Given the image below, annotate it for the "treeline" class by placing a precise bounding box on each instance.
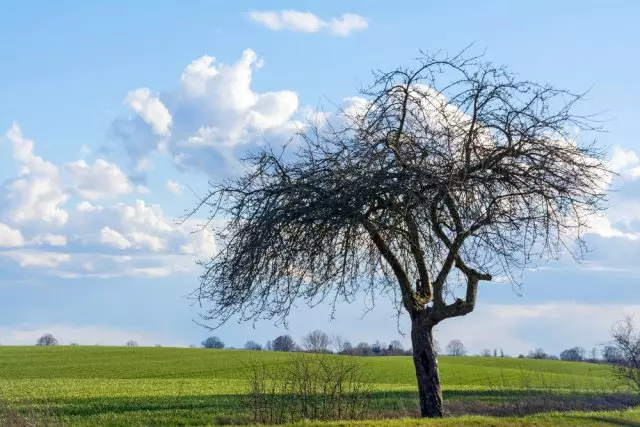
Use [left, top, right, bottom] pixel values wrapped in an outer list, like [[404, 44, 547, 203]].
[[28, 331, 629, 365]]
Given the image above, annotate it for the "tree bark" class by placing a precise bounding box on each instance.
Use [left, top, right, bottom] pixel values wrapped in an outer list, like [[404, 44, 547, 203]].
[[411, 314, 443, 417]]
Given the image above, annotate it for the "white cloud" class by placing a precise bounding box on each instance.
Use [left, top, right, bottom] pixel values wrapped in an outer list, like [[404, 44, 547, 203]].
[[3, 124, 69, 226], [125, 88, 172, 135], [166, 180, 184, 195], [328, 14, 369, 36], [65, 159, 133, 200], [99, 226, 133, 249], [1, 250, 71, 268], [32, 233, 67, 247], [0, 223, 25, 247], [610, 146, 640, 180], [111, 49, 299, 175], [248, 10, 368, 36]]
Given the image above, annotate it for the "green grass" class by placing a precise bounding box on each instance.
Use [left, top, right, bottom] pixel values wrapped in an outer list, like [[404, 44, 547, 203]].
[[0, 346, 635, 426]]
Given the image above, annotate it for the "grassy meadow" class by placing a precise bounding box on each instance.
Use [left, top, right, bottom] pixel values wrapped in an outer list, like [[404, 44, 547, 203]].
[[0, 346, 638, 426]]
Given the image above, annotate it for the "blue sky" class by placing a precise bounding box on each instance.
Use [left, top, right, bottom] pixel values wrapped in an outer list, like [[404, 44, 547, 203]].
[[1, 1, 640, 355]]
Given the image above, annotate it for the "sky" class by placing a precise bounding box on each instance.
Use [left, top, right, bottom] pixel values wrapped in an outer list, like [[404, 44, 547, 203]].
[[1, 1, 640, 356]]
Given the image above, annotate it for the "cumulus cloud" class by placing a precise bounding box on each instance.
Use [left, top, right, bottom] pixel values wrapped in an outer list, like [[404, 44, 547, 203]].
[[64, 159, 133, 200], [0, 223, 25, 247], [3, 123, 69, 226], [125, 88, 172, 136], [0, 124, 215, 279], [110, 49, 299, 176], [248, 10, 368, 36]]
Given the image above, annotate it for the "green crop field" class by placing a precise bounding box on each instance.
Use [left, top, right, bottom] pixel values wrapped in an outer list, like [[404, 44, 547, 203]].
[[0, 346, 638, 426]]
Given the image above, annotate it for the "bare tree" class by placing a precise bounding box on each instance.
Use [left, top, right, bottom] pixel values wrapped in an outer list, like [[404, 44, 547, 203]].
[[480, 349, 492, 357], [126, 340, 139, 347], [389, 340, 404, 355], [244, 340, 263, 351], [201, 336, 225, 349], [446, 339, 466, 356], [271, 335, 296, 352], [36, 334, 58, 346], [332, 335, 353, 354], [611, 316, 640, 393], [188, 50, 609, 417], [302, 330, 331, 353]]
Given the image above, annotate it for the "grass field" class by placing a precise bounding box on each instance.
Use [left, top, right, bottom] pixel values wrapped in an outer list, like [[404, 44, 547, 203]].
[[0, 346, 638, 426]]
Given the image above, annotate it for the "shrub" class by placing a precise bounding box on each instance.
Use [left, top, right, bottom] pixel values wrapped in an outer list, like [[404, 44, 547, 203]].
[[246, 353, 371, 423]]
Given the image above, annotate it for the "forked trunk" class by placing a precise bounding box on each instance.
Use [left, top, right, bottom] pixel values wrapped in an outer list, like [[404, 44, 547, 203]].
[[411, 316, 443, 417]]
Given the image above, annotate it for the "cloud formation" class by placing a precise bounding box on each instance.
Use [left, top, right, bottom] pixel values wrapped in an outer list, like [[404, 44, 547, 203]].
[[0, 124, 215, 278], [248, 10, 368, 36], [110, 49, 299, 176]]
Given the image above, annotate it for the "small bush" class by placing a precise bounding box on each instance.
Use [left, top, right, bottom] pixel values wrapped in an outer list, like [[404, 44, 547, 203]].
[[246, 353, 371, 424]]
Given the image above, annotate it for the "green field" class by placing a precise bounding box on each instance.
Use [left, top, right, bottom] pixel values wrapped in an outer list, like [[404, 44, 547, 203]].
[[0, 346, 638, 426]]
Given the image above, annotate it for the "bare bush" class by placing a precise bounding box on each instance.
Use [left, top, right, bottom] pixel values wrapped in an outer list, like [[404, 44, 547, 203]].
[[611, 316, 640, 393], [247, 353, 371, 424]]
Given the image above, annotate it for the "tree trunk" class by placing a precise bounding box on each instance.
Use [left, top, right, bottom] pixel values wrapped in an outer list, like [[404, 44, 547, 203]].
[[411, 315, 443, 417]]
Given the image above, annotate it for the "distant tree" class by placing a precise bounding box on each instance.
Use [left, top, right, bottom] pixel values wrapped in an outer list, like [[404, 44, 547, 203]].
[[388, 340, 404, 355], [500, 349, 505, 358], [354, 342, 371, 356], [433, 340, 441, 356], [589, 347, 598, 361], [126, 340, 139, 347], [331, 335, 352, 354], [271, 335, 296, 352], [244, 340, 263, 351], [493, 349, 498, 358], [69, 342, 79, 347], [527, 348, 549, 360], [36, 334, 58, 346], [560, 347, 585, 362], [480, 349, 492, 357], [154, 344, 162, 347], [446, 340, 466, 356], [189, 344, 197, 348], [603, 345, 623, 364], [611, 316, 640, 392], [371, 341, 386, 356], [302, 330, 331, 353], [201, 336, 225, 349]]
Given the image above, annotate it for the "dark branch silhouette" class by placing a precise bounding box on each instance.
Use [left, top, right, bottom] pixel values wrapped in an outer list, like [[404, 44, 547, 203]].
[[187, 50, 609, 417]]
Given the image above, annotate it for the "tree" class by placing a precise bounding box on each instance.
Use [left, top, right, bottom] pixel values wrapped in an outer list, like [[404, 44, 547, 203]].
[[353, 342, 371, 356], [603, 345, 623, 364], [500, 349, 505, 358], [560, 346, 585, 362], [36, 333, 58, 346], [188, 51, 609, 417], [302, 330, 331, 353], [527, 348, 549, 360], [389, 340, 404, 355], [610, 316, 640, 393], [271, 335, 296, 352], [446, 339, 466, 356], [244, 340, 263, 351], [126, 340, 139, 347], [201, 336, 225, 349], [480, 349, 492, 357], [332, 335, 353, 354]]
